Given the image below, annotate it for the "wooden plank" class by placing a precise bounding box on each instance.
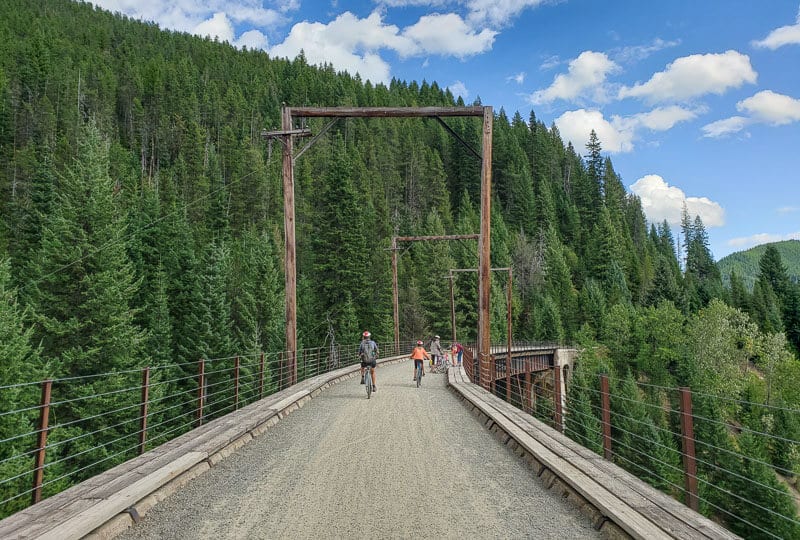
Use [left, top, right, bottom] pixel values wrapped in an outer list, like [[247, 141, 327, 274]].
[[455, 381, 738, 539], [289, 106, 485, 118], [452, 382, 671, 540], [36, 452, 206, 540]]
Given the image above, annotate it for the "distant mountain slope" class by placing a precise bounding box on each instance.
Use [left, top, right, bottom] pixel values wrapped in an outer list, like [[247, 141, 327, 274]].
[[717, 240, 800, 290]]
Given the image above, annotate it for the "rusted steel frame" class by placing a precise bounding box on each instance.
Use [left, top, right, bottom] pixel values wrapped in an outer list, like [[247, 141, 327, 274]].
[[32, 379, 52, 505], [288, 106, 485, 118], [138, 367, 150, 455], [196, 359, 206, 427], [600, 375, 612, 459], [259, 352, 265, 399], [477, 106, 493, 387], [261, 128, 311, 138], [282, 105, 298, 387], [554, 367, 563, 432], [679, 387, 699, 511], [506, 270, 512, 402], [392, 234, 480, 352], [392, 237, 399, 350], [432, 116, 481, 160], [294, 119, 338, 160], [395, 234, 479, 242], [524, 362, 532, 414], [234, 356, 240, 411], [447, 271, 456, 342]]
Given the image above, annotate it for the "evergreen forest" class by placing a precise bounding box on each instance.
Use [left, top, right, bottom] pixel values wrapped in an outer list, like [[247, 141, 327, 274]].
[[1, 1, 800, 536]]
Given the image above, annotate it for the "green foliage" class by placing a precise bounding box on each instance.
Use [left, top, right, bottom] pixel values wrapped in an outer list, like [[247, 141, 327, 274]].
[[718, 240, 800, 291]]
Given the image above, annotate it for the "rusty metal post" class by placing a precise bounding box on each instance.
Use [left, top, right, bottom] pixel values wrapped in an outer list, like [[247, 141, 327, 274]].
[[554, 367, 563, 432], [524, 360, 532, 414], [32, 379, 52, 505], [600, 374, 612, 459], [234, 356, 240, 410], [448, 270, 456, 342], [281, 105, 298, 387], [679, 387, 699, 511], [477, 106, 493, 383], [138, 367, 150, 455], [392, 236, 399, 351], [259, 352, 265, 399], [196, 359, 205, 427]]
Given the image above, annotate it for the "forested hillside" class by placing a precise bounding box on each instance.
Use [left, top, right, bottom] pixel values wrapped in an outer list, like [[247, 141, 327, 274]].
[[718, 239, 800, 290], [1, 1, 799, 536]]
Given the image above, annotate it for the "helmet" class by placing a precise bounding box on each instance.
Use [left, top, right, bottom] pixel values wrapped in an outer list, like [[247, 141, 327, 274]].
[[362, 331, 371, 338], [416, 340, 423, 345], [434, 335, 440, 339]]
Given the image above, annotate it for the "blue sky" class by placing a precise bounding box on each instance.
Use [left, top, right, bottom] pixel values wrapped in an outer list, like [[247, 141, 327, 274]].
[[91, 0, 800, 259]]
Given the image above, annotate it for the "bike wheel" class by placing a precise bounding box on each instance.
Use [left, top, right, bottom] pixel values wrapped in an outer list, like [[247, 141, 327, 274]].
[[366, 373, 372, 399]]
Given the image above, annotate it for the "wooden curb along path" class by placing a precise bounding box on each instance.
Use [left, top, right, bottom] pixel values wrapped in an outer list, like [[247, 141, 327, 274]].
[[0, 356, 408, 540], [446, 365, 739, 540]]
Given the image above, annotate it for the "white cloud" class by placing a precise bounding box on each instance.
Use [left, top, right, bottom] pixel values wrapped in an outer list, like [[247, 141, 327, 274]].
[[269, 10, 496, 84], [402, 13, 496, 57], [630, 174, 725, 227], [554, 106, 698, 154], [448, 81, 469, 98], [554, 109, 634, 153], [193, 12, 235, 42], [778, 206, 800, 215], [618, 50, 757, 103], [466, 0, 548, 28], [701, 116, 750, 138], [235, 29, 269, 49], [737, 90, 800, 125], [727, 232, 800, 249], [507, 72, 526, 84], [91, 0, 284, 35], [529, 51, 619, 105], [752, 8, 800, 49]]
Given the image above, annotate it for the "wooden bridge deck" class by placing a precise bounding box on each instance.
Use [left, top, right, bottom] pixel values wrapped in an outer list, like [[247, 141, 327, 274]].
[[0, 355, 738, 540]]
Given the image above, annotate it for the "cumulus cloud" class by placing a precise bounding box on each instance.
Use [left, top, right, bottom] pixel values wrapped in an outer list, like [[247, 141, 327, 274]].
[[554, 109, 634, 153], [529, 51, 620, 105], [727, 232, 800, 249], [752, 7, 800, 49], [402, 13, 496, 57], [448, 81, 469, 98], [193, 12, 235, 42], [737, 90, 800, 125], [236, 29, 269, 49], [269, 10, 496, 84], [618, 50, 757, 103], [702, 90, 800, 137], [630, 175, 725, 227], [91, 0, 284, 36], [554, 106, 699, 154]]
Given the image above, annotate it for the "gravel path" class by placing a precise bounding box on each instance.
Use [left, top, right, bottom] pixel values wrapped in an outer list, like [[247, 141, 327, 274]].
[[119, 361, 603, 539]]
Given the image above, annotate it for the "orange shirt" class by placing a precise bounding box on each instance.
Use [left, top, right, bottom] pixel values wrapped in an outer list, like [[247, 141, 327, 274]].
[[410, 346, 429, 360]]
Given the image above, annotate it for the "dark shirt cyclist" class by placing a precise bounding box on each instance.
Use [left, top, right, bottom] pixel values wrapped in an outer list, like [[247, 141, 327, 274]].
[[359, 331, 378, 391]]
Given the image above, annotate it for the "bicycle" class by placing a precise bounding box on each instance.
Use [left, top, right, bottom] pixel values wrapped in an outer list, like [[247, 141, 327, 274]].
[[430, 355, 450, 374], [414, 361, 423, 387], [365, 369, 373, 398]]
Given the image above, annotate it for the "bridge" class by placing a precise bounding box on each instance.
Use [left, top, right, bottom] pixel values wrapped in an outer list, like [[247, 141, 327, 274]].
[[0, 345, 739, 540]]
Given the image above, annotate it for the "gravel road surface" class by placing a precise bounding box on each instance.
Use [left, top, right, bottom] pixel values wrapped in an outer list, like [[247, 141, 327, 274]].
[[118, 361, 603, 539]]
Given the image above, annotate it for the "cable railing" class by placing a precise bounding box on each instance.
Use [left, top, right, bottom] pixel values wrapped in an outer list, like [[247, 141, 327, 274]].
[[460, 352, 800, 540], [0, 340, 415, 519]]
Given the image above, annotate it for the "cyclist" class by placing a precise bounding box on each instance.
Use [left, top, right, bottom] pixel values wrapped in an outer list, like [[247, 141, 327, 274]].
[[410, 340, 429, 382], [358, 331, 378, 392]]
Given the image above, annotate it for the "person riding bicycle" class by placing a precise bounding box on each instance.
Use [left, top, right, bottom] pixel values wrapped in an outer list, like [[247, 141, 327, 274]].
[[358, 331, 378, 392], [410, 340, 429, 382]]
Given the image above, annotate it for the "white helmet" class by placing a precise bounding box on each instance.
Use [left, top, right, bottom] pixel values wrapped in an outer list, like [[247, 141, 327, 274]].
[[362, 331, 371, 338]]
